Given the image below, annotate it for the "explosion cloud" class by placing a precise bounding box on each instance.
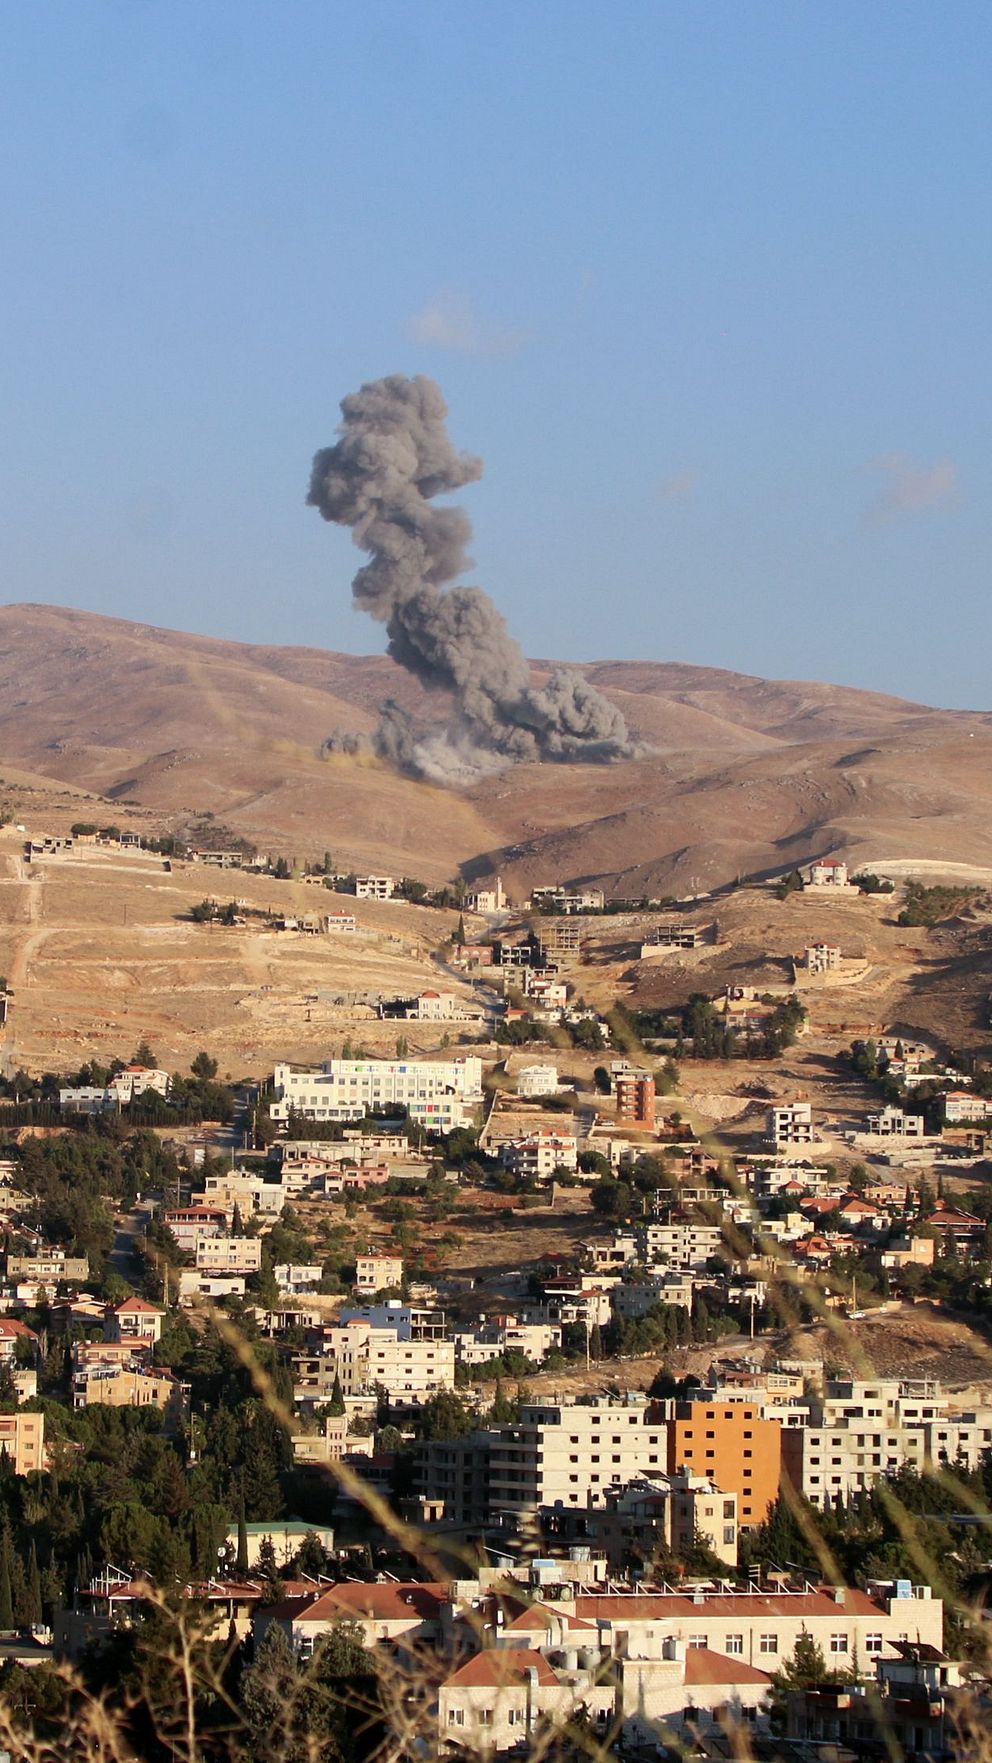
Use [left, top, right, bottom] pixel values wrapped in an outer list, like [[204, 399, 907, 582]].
[[307, 374, 635, 783]]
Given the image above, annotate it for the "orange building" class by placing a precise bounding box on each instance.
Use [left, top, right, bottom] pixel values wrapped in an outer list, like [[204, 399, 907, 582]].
[[666, 1400, 781, 1529], [615, 1073, 656, 1131]]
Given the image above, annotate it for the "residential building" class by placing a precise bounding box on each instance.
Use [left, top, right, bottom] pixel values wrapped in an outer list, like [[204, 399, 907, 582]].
[[340, 1301, 445, 1341], [405, 989, 462, 1020], [0, 1411, 45, 1474], [222, 1521, 335, 1570], [593, 1472, 739, 1571], [439, 1649, 579, 1752], [163, 1206, 228, 1254], [615, 1071, 657, 1131], [195, 1236, 263, 1273], [178, 1270, 247, 1302], [104, 1297, 165, 1344], [865, 1106, 926, 1139], [944, 1091, 992, 1124], [464, 877, 505, 913], [274, 1264, 324, 1295], [201, 1171, 286, 1218], [781, 1378, 992, 1507], [769, 1101, 815, 1148], [664, 1398, 781, 1529], [324, 912, 357, 932], [0, 1319, 39, 1366], [499, 1132, 578, 1181], [6, 1250, 89, 1284], [531, 886, 605, 914], [355, 1253, 404, 1295], [641, 1217, 724, 1270], [486, 1397, 668, 1518], [642, 924, 705, 951], [255, 1579, 449, 1657], [516, 1064, 560, 1098], [292, 1321, 454, 1406], [57, 1086, 115, 1115], [355, 875, 395, 900], [270, 1056, 484, 1130], [72, 1360, 185, 1424], [107, 1064, 170, 1103], [503, 1579, 942, 1674], [804, 943, 841, 973], [805, 859, 851, 888]]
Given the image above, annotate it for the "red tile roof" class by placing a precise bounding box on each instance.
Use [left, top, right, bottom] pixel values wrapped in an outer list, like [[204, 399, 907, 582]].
[[446, 1648, 561, 1689], [293, 1581, 449, 1624], [505, 1607, 598, 1633], [684, 1646, 772, 1686]]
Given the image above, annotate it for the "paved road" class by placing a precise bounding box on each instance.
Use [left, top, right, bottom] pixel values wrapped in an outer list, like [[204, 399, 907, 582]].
[[109, 1205, 148, 1284]]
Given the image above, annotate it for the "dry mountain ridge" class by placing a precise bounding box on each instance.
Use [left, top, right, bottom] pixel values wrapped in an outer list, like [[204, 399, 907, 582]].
[[1, 602, 990, 894]]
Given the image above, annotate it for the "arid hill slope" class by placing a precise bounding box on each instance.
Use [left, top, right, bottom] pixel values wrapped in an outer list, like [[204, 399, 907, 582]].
[[1, 602, 990, 893]]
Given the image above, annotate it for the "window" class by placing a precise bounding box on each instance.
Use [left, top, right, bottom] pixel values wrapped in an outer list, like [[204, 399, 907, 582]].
[[723, 1500, 735, 1518], [725, 1635, 744, 1656], [830, 1635, 849, 1655], [478, 1710, 493, 1727], [723, 1525, 736, 1545], [448, 1709, 465, 1727], [759, 1634, 777, 1654], [688, 1635, 706, 1649], [865, 1634, 883, 1654]]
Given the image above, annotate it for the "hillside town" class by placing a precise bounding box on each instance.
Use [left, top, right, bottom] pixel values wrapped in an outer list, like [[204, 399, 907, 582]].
[[0, 825, 991, 1757]]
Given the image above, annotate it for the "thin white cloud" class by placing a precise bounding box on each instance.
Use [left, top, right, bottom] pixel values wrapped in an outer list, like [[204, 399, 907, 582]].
[[656, 468, 699, 504], [864, 453, 959, 525], [406, 290, 529, 357]]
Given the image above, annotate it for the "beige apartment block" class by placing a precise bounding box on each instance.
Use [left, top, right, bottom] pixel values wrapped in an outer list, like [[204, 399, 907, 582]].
[[356, 1253, 404, 1294], [0, 1411, 45, 1474]]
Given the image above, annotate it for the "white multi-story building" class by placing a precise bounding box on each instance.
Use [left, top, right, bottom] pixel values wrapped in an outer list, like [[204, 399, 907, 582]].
[[944, 1091, 991, 1124], [782, 1378, 992, 1507], [464, 877, 505, 913], [486, 1397, 668, 1517], [270, 1057, 483, 1130], [805, 860, 851, 889], [164, 1207, 228, 1254], [516, 1064, 560, 1098], [641, 1218, 724, 1270], [498, 1132, 578, 1181], [355, 875, 395, 900], [293, 1322, 454, 1406], [108, 1065, 171, 1103], [195, 1236, 263, 1272]]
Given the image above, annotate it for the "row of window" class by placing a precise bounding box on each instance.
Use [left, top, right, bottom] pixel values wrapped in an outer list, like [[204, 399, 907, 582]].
[[694, 1632, 883, 1657]]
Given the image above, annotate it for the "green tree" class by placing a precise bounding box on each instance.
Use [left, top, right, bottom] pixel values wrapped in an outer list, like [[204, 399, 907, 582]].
[[0, 1528, 15, 1630], [236, 1481, 250, 1576], [327, 1373, 345, 1417]]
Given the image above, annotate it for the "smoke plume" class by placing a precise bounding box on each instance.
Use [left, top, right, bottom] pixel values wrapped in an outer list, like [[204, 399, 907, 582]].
[[308, 374, 635, 782]]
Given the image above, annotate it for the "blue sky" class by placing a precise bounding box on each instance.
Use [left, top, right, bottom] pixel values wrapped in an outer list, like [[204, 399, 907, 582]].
[[1, 2, 989, 707]]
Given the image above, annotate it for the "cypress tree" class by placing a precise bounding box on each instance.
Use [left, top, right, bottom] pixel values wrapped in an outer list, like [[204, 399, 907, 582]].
[[0, 1529, 14, 1631], [26, 1539, 42, 1626], [236, 1481, 250, 1576]]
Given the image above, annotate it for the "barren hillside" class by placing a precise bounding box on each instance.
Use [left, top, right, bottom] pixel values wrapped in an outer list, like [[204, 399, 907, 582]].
[[1, 602, 990, 895]]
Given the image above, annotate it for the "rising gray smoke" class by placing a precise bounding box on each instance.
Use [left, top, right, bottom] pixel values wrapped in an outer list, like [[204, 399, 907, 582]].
[[308, 373, 635, 782]]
